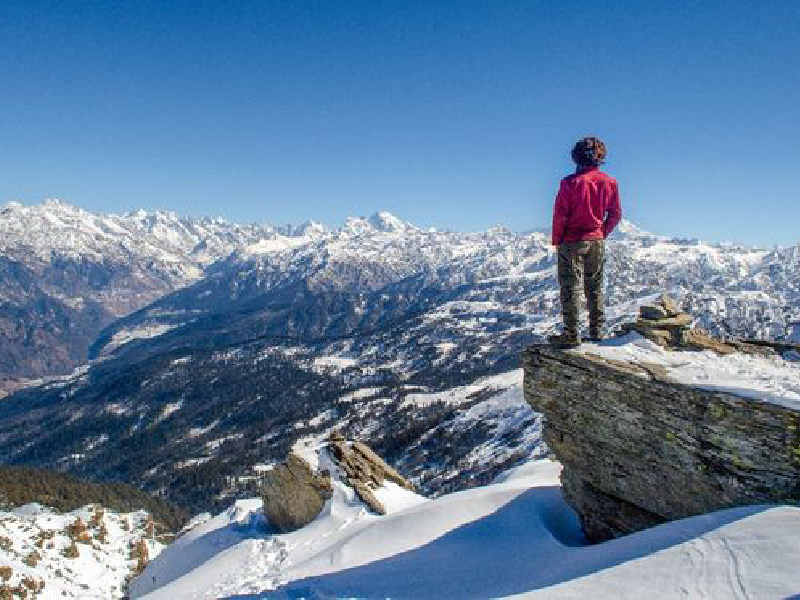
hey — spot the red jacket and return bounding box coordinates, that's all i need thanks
[551,167,621,245]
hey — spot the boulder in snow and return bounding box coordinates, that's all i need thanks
[260,452,333,533]
[261,438,415,531]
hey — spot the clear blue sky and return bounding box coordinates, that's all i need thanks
[1,1,798,245]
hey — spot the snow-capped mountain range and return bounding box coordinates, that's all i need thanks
[0,200,278,389]
[2,199,800,516]
[91,200,800,367]
[3,199,799,392]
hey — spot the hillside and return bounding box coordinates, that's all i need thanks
[0,502,167,599]
[0,465,185,599]
[0,466,187,531]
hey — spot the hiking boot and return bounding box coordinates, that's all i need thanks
[548,333,581,349]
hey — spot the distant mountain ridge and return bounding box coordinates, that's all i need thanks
[92,206,800,365]
[0,199,283,389]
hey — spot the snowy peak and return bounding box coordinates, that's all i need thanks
[0,199,285,263]
[294,219,325,236]
[368,211,416,233]
[607,218,660,241]
[239,222,326,257]
[341,211,417,235]
[1,200,23,212]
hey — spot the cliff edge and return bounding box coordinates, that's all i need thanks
[523,312,800,542]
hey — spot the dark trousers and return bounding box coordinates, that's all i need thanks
[557,240,606,336]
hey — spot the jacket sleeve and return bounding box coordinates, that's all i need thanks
[602,182,621,238]
[551,180,569,246]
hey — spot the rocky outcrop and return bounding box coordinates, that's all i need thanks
[260,453,333,534]
[328,434,415,515]
[260,437,414,533]
[523,344,800,543]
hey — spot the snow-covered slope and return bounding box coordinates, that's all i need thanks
[129,458,800,599]
[0,503,165,599]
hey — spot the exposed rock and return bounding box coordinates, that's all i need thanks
[660,294,682,317]
[329,440,414,515]
[684,329,737,355]
[523,344,800,542]
[261,440,415,531]
[739,338,800,355]
[639,294,682,320]
[639,304,669,320]
[260,453,333,533]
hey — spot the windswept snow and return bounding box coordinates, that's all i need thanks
[579,333,800,408]
[130,459,800,599]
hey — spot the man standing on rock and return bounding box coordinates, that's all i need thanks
[549,136,621,349]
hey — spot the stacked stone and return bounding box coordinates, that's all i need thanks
[621,295,749,355]
[622,295,692,348]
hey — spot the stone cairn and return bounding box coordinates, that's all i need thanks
[619,294,745,355]
[621,294,692,348]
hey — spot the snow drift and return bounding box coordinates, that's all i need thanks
[130,457,800,599]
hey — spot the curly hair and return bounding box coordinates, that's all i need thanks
[571,136,606,168]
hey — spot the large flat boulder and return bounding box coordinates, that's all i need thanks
[523,343,800,542]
